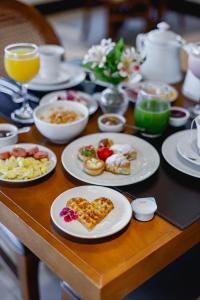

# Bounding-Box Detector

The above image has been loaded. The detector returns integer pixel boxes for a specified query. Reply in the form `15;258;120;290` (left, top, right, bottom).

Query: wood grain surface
0;83;200;300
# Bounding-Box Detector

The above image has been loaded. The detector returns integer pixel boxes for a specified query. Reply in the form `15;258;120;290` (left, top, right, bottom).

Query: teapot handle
183;43;193;55
136;33;146;57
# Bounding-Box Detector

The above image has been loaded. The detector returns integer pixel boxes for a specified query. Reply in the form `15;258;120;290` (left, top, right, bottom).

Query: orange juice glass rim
4;43;38;57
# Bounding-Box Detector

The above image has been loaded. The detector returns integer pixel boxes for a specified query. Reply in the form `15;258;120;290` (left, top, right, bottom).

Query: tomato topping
81;145;96;157
97;147;113;161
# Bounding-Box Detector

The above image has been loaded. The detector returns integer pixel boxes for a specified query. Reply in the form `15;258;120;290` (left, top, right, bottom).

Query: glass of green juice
134;86;170;137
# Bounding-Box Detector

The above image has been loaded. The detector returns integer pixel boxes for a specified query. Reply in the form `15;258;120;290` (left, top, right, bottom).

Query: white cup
0;124;18;148
39;45;65;80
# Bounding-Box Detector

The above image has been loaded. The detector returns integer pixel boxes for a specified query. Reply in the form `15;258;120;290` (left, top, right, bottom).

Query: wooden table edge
100;218;200;299
0;191;102;299
1;190;199;300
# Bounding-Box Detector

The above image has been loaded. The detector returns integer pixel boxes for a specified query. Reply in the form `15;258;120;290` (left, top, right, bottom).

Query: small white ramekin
0;123;18;148
131;197;157;222
169;107;190;127
98;114;126;132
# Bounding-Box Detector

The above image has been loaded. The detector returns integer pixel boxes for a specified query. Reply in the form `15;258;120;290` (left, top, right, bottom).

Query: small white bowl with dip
169;107;190;127
131;197;157;221
0;124;18;148
34;101;89;144
98;113;126;132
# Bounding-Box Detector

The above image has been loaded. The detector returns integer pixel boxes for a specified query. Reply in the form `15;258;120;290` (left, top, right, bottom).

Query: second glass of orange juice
4;43;40;123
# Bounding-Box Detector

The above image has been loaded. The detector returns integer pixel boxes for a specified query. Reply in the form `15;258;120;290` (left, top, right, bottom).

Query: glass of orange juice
4;43;40;123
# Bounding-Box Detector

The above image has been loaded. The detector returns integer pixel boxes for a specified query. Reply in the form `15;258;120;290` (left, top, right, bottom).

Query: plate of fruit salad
0;143;57;183
40;90;98;115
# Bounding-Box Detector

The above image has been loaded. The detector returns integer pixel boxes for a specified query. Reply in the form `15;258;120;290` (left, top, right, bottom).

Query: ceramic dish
169;106;190;127
0;143;57;183
61;133;160;187
177;130;200;166
0;124;18;147
50;185;132;239
40;90;98;115
131;197;157;221
122;81;178;103
34;101;89;144
162;130;200;178
28;63;86;91
98;114;125;132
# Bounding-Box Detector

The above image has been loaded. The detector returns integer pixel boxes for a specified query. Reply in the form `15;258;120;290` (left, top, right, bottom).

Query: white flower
100;38;116;54
117;47;140;78
83;38;116;68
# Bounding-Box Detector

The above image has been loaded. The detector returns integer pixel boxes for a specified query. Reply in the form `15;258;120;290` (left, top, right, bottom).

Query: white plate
0;143;57;183
50;185;132;239
162;130;200;178
40;90;98;115
61;133;160;187
31;66;70;85
28;63;86;91
123;81;178;103
177;130;200;166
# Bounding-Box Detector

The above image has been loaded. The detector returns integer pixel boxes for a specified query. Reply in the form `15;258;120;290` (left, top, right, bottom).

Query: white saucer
177;130;200;166
31;66;70;85
28;63;86;91
162;130;200;178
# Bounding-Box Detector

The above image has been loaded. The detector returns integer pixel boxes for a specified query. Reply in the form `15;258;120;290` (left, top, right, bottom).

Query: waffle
67;197;114;230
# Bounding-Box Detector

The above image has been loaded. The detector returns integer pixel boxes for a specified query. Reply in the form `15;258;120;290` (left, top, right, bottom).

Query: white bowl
169;106;190;127
0;124;18;148
33;101;89;144
98;114;125;132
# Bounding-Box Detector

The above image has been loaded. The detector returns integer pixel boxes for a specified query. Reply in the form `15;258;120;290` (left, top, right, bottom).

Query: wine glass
4;43;40;123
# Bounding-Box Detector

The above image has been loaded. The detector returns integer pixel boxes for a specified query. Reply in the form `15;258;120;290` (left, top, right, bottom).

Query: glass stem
21;83;28;109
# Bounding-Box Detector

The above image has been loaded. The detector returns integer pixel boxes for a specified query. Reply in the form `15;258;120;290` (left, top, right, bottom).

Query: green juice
134;99;170;135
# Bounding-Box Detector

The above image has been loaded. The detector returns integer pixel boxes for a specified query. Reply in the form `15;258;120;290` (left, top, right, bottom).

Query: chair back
0;0;60;75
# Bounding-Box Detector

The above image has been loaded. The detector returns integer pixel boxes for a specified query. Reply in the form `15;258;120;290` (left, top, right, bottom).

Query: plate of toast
61;133;160;187
50;185;132;239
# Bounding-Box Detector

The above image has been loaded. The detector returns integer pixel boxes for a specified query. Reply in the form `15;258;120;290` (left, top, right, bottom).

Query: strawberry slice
97;147;113;161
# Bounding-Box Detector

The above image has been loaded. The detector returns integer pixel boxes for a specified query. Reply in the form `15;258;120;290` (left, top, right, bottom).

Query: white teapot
136;22;185;84
182;42;200;102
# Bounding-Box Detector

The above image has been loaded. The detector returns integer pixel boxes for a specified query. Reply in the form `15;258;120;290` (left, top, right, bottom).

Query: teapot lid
148;22;182;45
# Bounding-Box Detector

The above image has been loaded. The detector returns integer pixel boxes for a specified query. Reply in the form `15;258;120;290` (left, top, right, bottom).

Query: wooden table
0;84;200;300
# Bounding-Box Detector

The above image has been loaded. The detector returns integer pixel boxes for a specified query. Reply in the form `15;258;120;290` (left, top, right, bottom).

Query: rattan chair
0;1;61;299
0;0;60;76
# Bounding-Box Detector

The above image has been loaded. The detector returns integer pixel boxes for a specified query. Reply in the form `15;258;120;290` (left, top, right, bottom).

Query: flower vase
99;85;129;115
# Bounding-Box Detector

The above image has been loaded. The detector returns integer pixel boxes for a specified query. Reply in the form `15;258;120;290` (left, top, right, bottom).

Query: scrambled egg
0;156;50;180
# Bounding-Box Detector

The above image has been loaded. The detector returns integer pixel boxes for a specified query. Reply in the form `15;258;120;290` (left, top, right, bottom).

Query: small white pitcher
191;115;200;153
